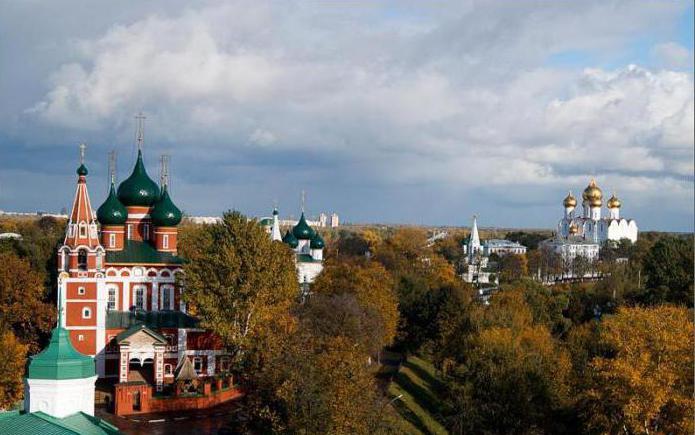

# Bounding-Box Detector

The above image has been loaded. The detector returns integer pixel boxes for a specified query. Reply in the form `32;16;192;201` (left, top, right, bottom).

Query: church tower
24;291;97;418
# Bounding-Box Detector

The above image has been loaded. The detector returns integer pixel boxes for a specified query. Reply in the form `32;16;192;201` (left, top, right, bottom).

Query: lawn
386;355;448;435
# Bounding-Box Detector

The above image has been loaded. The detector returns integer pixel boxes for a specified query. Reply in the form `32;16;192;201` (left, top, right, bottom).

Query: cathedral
57;140;230;391
557;179;638;244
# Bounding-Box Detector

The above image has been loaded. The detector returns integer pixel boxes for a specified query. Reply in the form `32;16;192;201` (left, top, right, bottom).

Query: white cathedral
557;178;638;244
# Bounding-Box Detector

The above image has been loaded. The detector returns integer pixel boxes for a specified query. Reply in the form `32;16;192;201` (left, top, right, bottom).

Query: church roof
282;229;299;248
0;411;120;435
117;150;160;207
116;324;168;344
175;357;198;381
105;240;184;265
97;183;127;226
292;213;315;240
26;325;95;381
150;186;182;227
106;310;200;329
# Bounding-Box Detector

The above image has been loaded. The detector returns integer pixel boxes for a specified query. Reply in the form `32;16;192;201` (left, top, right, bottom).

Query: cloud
651;42;693;70
3;1;693;230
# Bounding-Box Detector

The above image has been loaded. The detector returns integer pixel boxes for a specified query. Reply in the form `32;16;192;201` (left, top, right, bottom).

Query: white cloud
651;42;693;70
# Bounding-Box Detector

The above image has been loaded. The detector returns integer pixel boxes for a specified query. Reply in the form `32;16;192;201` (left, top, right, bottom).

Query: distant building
482;239;527;256
0;232;22;240
540;237;599;262
557;178;638;244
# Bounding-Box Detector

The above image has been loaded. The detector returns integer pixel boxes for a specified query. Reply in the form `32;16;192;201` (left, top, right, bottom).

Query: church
56;137;231;394
556;179;638;244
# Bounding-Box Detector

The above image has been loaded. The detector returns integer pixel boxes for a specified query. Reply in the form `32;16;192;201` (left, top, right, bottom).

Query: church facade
556;179;638;244
57;144;229;392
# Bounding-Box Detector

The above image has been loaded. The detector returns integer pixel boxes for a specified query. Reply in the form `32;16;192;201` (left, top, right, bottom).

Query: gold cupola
607;194;621;209
582;178;603;206
569;223;579;235
563;191;577;208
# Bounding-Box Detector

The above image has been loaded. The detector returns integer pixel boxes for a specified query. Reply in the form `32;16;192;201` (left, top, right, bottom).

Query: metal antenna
160;154;170;188
135;112;146;152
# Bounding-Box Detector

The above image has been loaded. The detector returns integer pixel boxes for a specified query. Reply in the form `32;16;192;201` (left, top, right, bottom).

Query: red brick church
57;139;232;398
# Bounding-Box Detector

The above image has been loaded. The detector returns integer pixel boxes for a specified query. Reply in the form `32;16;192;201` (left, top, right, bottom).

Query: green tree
642;236;693;306
179;211;298;367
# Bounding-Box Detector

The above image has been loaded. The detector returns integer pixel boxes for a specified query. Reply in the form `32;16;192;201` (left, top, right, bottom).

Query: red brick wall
66;281;97;299
186;331;225;350
114;382;242;416
69;329;96;355
66;301;97;327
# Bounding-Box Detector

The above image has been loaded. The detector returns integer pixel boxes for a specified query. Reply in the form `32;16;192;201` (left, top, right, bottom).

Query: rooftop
106;310;200;329
0;411;120;435
105;240;184;265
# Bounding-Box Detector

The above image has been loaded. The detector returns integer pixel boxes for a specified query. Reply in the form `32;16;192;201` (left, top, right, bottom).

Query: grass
386;355;448;435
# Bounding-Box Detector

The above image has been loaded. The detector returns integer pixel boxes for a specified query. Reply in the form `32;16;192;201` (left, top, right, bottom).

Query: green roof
27;326;95;380
0;411;120;435
297;254;321;263
259;217;273;226
310;232;325;249
150;186;182;227
282;230;299;248
76;164;88;176
117;150;160;207
105;240;184;265
292;213;315;240
116;324;168;344
106;310;200;329
97;183;127;225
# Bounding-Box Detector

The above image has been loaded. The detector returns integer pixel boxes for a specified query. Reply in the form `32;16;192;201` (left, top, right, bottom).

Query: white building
540;237;600;262
557;179;638;244
483;239;527;256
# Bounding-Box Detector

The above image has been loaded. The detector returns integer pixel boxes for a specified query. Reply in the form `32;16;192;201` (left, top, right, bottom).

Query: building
540;236;600;262
56;141;231;394
482;239;527;256
0;299;120;434
557;179;638;244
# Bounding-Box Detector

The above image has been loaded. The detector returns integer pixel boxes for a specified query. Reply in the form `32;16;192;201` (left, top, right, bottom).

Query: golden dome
582;178;603;203
563;191;577;208
569;223;578;235
607;194;621;209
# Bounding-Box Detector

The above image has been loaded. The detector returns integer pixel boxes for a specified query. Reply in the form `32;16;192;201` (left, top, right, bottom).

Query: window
143;224;150;241
82;307;91;319
127;224;132;240
193;357;203;373
78;287;86;295
134;286;145;310
161;286;172;310
78;334;84;342
95;253;102;270
61;250;69;272
163;234;169;249
109;233;116;248
164;364;173;375
107;287;117;311
79;223;87;238
77;249;88;271
219;357;230;372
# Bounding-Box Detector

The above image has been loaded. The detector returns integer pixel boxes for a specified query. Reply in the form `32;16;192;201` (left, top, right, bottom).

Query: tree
311;258;398;349
504;231;551;250
642;236;693;306
0;330;27;410
498;254;528;282
580;306;694;434
0;252;55;352
179;211;298;368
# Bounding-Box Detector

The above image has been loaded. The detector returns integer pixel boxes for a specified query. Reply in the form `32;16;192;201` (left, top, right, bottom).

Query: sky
0;1;693;231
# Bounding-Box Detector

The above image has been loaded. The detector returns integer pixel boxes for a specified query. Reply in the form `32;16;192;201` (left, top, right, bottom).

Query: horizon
1;1;693;232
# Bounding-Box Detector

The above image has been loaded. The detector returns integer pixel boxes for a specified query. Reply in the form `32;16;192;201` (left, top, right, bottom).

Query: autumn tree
498;253;528;282
179;211;298;368
0;252;55;352
311;258;398;350
0;330;27;410
580;306;694;434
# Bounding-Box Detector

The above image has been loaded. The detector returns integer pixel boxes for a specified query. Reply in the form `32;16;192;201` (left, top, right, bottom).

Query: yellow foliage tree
582;306;694;434
0;330;28;409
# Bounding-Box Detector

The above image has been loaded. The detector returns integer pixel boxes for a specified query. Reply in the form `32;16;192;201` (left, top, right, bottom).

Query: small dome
117;150;160;207
282;229;299;248
76;164;88;176
97;183;127;225
292;213;315;240
310;232;325;249
150;186;182;227
582;178;603;203
563;191;577;208
607;194;621;209
272;207;279;216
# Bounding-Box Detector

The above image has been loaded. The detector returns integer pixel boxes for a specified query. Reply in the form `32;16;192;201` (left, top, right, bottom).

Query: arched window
62;250;69;272
77;249;88;271
164;364;173;375
161;285;173;310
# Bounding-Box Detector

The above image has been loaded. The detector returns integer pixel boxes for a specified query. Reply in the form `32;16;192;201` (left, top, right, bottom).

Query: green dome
150;186;182;227
292;213;315;240
77;164;88;176
282;230;299;248
27;325;95;380
310;232;325;249
97;183;127;225
117;150;160;206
